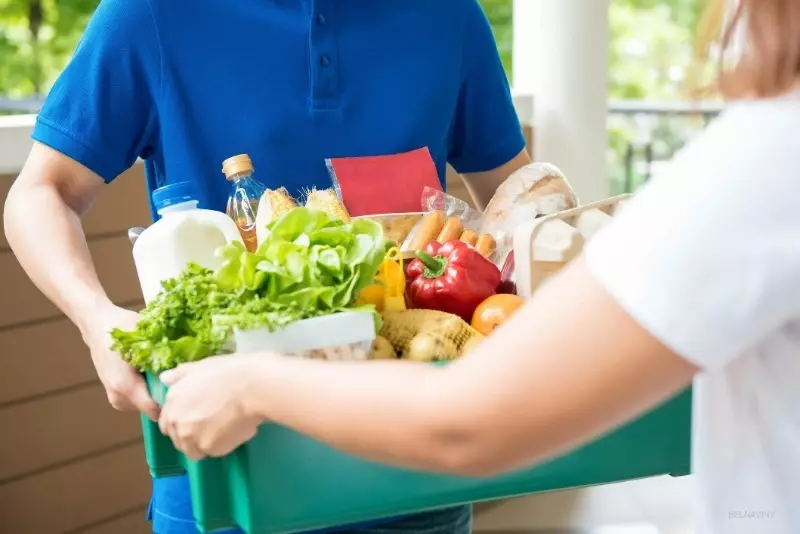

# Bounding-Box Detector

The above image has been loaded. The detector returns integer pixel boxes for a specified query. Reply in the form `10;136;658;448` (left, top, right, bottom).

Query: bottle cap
222;154;254;180
152;182;197;211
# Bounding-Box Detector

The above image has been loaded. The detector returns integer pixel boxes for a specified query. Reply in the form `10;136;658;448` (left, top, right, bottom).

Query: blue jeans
149;475;472;534
329;505;472;533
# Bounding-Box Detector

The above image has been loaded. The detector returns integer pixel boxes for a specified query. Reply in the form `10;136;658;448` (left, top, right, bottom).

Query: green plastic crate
143;374;691;534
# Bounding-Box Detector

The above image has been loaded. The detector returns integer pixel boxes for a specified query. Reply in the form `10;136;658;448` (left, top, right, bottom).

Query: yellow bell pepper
376;247;406;311
356;282;385;311
356;247;407;312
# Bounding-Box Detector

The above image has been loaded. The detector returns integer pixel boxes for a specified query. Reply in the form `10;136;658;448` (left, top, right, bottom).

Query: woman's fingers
160;363;193;385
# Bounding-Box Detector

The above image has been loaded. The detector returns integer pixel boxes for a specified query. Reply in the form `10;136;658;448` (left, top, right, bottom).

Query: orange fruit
471;294;525;336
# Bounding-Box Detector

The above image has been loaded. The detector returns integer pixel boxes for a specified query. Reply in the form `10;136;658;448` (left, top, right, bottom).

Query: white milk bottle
133;182;244;303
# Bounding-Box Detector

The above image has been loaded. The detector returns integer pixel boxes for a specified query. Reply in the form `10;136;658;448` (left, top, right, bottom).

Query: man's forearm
462;149;531;210
4;180;113;336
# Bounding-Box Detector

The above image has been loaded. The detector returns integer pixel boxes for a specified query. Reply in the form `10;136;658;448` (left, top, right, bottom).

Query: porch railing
607;99;723;193
0;98;44;115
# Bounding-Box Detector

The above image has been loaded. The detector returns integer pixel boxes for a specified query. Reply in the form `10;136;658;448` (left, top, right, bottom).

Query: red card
326;147;443;216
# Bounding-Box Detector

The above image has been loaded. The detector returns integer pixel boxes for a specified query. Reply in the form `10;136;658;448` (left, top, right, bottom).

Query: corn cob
256;188;297;245
379;309;484;362
304;188;351;223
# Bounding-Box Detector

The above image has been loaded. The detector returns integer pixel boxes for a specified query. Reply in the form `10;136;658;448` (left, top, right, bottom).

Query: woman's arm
254;257;695;475
160;256;696;472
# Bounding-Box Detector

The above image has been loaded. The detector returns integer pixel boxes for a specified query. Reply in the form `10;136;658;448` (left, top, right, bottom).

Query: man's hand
159;355;266;460
84;305;160;421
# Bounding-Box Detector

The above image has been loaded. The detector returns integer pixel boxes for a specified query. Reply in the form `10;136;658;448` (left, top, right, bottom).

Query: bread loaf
483;163;578;227
480;162;578;267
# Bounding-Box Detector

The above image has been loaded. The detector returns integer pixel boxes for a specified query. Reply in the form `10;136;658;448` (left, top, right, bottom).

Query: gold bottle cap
222;154;254;180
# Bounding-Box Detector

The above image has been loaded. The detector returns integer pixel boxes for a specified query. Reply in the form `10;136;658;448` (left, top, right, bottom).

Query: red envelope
327;147;443;216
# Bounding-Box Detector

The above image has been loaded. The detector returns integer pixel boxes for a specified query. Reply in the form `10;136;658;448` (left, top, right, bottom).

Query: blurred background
0;0;721;193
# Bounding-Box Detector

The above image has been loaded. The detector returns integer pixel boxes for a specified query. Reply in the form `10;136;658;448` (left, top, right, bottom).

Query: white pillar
513;0;611;203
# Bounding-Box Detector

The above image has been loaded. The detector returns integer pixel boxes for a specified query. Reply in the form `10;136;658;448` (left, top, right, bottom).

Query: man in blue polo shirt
4;0;531;532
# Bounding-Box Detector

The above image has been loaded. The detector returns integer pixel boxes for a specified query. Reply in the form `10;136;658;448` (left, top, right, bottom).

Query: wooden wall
0;165;153;534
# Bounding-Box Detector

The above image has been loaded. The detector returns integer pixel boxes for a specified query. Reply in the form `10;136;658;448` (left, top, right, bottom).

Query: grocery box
143;376;690;534
513;194;632;298
139;194;693;534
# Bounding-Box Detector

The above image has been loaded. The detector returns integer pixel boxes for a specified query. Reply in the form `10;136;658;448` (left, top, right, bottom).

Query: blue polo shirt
33;0;524;532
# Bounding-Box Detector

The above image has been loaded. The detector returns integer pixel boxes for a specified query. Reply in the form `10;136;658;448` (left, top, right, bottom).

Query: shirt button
320;55;331;67
316;13;326;25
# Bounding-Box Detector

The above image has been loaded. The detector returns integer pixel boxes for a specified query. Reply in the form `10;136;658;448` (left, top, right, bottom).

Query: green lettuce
111;208;388;374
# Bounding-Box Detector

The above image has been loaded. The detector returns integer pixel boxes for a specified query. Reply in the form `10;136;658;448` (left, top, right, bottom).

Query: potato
370;336;398;360
403;332;459;362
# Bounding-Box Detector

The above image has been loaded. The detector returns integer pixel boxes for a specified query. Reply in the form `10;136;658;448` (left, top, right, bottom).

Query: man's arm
4;143;159;419
460;148;531;210
5;0;162;418
7;143;110;330
447;1;529;211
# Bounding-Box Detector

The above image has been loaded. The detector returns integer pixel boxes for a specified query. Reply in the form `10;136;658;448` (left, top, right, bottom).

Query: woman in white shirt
157;1;800;533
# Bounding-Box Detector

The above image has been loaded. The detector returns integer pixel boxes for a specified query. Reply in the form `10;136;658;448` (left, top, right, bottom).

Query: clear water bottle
223;154;267;252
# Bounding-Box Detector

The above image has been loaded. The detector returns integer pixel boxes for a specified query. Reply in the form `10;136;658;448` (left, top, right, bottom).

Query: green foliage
2;0;704;100
606;0;714;192
479;0;513;80
0;0;99;96
609;0;706;100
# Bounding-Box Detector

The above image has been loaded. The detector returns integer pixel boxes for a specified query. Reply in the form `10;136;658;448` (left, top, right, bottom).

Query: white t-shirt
585;96;800;534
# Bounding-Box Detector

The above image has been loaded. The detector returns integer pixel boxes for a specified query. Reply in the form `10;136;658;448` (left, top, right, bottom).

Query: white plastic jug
133;182;243;304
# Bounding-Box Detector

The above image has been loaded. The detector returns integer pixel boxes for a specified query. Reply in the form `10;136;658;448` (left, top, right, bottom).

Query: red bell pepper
406;240;501;322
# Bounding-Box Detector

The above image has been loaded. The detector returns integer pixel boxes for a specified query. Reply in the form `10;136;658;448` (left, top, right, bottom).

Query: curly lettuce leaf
218;207;386;312
111;208;388;374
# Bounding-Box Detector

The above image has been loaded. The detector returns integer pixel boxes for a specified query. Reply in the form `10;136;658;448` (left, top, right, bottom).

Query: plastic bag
325;147;443;217
401;187;492;257
420;187;483;227
233;312;376;361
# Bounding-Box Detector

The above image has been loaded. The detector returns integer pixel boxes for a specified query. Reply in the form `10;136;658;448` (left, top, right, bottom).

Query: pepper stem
416;250;448;279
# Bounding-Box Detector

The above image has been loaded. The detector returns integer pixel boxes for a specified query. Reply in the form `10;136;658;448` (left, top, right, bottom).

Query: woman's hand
158;354;269;460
